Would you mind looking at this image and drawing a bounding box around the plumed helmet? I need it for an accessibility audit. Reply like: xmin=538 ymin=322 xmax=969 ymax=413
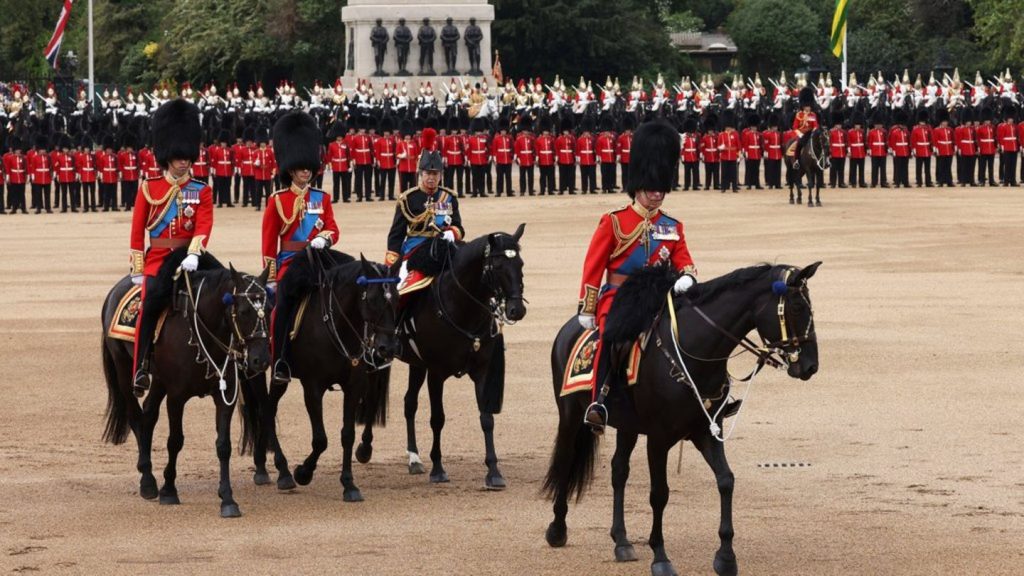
xmin=272 ymin=111 xmax=323 ymax=184
xmin=153 ymin=99 xmax=202 ymax=169
xmin=799 ymin=86 xmax=816 ymax=108
xmin=418 ymin=128 xmax=443 ymax=172
xmin=626 ymin=118 xmax=680 ymax=198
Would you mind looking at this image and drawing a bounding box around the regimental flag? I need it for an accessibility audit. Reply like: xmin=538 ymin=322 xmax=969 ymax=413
xmin=44 ymin=0 xmax=75 ymax=69
xmin=492 ymin=50 xmax=503 ymax=84
xmin=830 ymin=0 xmax=848 ymax=58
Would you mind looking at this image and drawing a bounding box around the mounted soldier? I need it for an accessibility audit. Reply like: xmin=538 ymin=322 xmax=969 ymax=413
xmin=787 ymin=86 xmax=820 ymax=171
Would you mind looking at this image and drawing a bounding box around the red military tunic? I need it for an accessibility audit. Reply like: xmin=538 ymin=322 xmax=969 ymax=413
xmin=976 ymin=124 xmax=997 ymax=155
xmin=261 ymin=184 xmax=340 ymax=283
xmin=741 ymin=127 xmax=763 ymax=160
xmin=75 ymin=150 xmax=97 ymax=183
xmin=847 ymin=128 xmax=867 ymax=160
xmin=934 ymin=126 xmax=955 ymax=157
xmin=191 ymin=147 xmax=210 ymax=179
xmin=717 ymin=131 xmax=741 ymax=162
xmin=829 ymin=126 xmax=847 ymax=159
xmin=129 ymin=174 xmax=214 ymax=277
xmin=700 ymin=133 xmax=720 ymax=163
xmin=96 ymin=150 xmax=119 ymax=184
xmin=1017 ymin=122 xmax=1024 ymax=152
xmin=579 ymin=203 xmax=696 ymax=331
xmin=397 ymin=138 xmax=420 ymax=173
xmin=3 ymin=152 xmax=27 ymax=184
xmin=955 ymin=124 xmax=976 ymax=156
xmin=536 ymin=133 xmax=556 ymax=167
xmin=868 ymin=128 xmax=888 ymax=157
xmin=911 ymin=125 xmax=933 ymax=157
xmin=236 ymin=144 xmax=255 ymax=178
xmin=348 ymin=133 xmax=374 ymax=166
xmin=53 ymin=150 xmax=76 ymax=184
xmin=327 ymin=140 xmax=350 ymax=173
xmin=441 ymin=134 xmax=464 ymax=166
xmin=491 ymin=133 xmax=514 ymax=165
xmin=118 ymin=150 xmax=139 ymax=182
xmin=576 ymin=133 xmax=596 ymax=166
xmin=997 ymin=121 xmax=1019 ymax=152
xmin=208 ymin=144 xmax=233 ymax=177
xmin=374 ymin=135 xmax=397 ymax=169
xmin=793 ymin=110 xmax=819 ymax=135
xmin=616 ymin=132 xmax=632 ymax=165
xmin=514 ymin=132 xmax=536 ymax=167
xmin=138 ymin=148 xmax=162 ymax=179
xmin=762 ymin=129 xmax=783 ymax=161
xmin=29 ymin=151 xmax=52 ymax=185
xmin=596 ymin=131 xmax=617 ymax=164
xmin=556 ymin=133 xmax=576 ymax=165
xmin=889 ymin=126 xmax=910 ymax=158
xmin=680 ymin=133 xmax=700 ymax=163
xmin=466 ymin=134 xmax=490 ymax=166
xmin=253 ymin=147 xmax=276 ymax=181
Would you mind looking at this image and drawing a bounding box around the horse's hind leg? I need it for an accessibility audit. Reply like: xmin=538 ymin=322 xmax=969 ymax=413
xmin=264 ymin=381 xmax=296 ymax=490
xmin=247 ymin=375 xmax=272 ymax=486
xmin=339 ymin=389 xmax=364 ymax=502
xmin=610 ymin=429 xmax=639 ymax=562
xmin=404 ymin=365 xmax=427 ymax=474
xmin=356 ymin=422 xmax=374 ymax=464
xmin=816 ymin=178 xmax=823 ymax=206
xmin=159 ymin=396 xmax=186 ymax=505
xmin=693 ymin=433 xmax=737 ymax=576
xmin=293 ymin=382 xmax=328 ymax=486
xmin=426 ymin=372 xmax=449 ymax=483
xmin=215 ymin=397 xmax=241 ymax=518
xmin=136 ymin=388 xmax=164 ymax=500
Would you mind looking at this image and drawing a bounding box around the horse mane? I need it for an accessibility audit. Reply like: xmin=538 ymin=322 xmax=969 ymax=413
xmin=280 ymin=249 xmax=356 ymax=300
xmin=604 ymin=264 xmax=677 ymax=344
xmin=453 ymin=230 xmax=520 ymax=275
xmin=681 ymin=264 xmax=773 ymax=306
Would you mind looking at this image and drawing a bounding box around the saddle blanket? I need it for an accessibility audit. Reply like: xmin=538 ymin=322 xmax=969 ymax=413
xmin=560 ymin=329 xmax=643 ymax=397
xmin=106 ymin=285 xmax=167 ymax=343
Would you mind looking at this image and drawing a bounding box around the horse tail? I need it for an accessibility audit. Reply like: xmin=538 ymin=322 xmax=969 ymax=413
xmin=542 ymin=409 xmax=599 ymax=503
xmin=101 ymin=334 xmax=131 ymax=445
xmin=236 ymin=375 xmax=260 ymax=456
xmin=478 ymin=333 xmax=506 ymax=415
xmin=357 ymin=366 xmax=390 ymax=427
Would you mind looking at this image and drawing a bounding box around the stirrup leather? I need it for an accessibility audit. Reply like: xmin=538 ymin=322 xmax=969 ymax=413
xmin=271 ymin=359 xmax=292 ymax=386
xmin=133 ymin=370 xmax=151 ymax=398
xmin=584 ymin=402 xmax=608 ymax=435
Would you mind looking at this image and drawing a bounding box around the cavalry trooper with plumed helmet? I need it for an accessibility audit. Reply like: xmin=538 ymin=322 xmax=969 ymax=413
xmin=131 ymin=99 xmax=215 ymax=397
xmin=262 ymin=111 xmax=340 ymax=386
xmin=578 ymin=119 xmax=698 ymax=434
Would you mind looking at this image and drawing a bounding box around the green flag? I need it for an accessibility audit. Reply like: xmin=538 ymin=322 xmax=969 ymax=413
xmin=830 ymin=0 xmax=848 ymax=58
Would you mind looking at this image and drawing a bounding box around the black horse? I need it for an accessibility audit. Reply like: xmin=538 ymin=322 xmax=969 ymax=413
xmin=544 ymin=262 xmax=821 ymax=576
xmin=357 ymin=224 xmax=527 ymax=489
xmin=785 ymin=128 xmax=830 ymax=206
xmin=251 ymin=251 xmax=402 ymax=502
xmin=101 ymin=252 xmax=271 ymax=517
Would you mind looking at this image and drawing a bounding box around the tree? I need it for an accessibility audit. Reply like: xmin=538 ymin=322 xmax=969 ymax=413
xmin=970 ymin=0 xmax=1024 ymax=70
xmin=0 ymin=1 xmax=68 ymax=80
xmin=727 ymin=0 xmax=821 ymax=76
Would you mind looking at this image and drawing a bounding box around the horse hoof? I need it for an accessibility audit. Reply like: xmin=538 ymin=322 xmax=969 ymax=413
xmin=220 ymin=503 xmax=242 ymax=518
xmin=253 ymin=471 xmax=272 ymax=486
xmin=816 ymin=200 xmax=822 ymax=207
xmin=140 ymin=477 xmax=159 ymax=500
xmin=355 ymin=443 xmax=373 ymax=464
xmin=807 ymin=200 xmax=814 ymax=207
xmin=159 ymin=493 xmax=180 ymax=506
xmin=714 ymin=552 xmax=738 ymax=576
xmin=293 ymin=465 xmax=313 ymax=486
xmin=277 ymin=474 xmax=297 ymax=491
xmin=789 ymin=197 xmax=794 ymax=204
xmin=484 ymin=473 xmax=507 ymax=491
xmin=408 ymin=462 xmax=426 ymax=475
xmin=429 ymin=470 xmax=450 ymax=484
xmin=343 ymin=489 xmax=364 ymax=503
xmin=545 ymin=522 xmax=567 ymax=548
xmin=615 ymin=544 xmax=639 ymax=562
xmin=651 ymin=561 xmax=678 ymax=576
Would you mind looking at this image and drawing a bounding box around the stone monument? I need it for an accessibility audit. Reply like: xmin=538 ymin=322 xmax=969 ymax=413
xmin=341 ymin=0 xmax=494 ymax=88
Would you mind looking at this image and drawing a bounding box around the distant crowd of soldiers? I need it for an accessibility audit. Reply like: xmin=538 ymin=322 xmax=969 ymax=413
xmin=4 ymin=66 xmax=1024 ymax=214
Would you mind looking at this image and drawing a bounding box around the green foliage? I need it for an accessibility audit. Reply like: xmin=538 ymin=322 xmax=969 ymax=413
xmin=665 ymin=10 xmax=704 ymax=33
xmin=727 ymin=0 xmax=821 ymax=76
xmin=970 ymin=0 xmax=1024 ymax=70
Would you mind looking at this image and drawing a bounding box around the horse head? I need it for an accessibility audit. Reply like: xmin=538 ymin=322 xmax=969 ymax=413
xmin=357 ymin=254 xmax=402 ymax=361
xmin=484 ymin=223 xmax=527 ymax=322
xmin=226 ymin=263 xmax=272 ymax=374
xmin=754 ymin=262 xmax=821 ymax=380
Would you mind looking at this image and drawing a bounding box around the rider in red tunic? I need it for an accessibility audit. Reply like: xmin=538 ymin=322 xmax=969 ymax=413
xmin=261 ymin=111 xmax=340 ymax=385
xmin=131 ymin=99 xmax=214 ymax=397
xmin=788 ymin=86 xmax=819 ymax=171
xmin=578 ymin=119 xmax=698 ymax=434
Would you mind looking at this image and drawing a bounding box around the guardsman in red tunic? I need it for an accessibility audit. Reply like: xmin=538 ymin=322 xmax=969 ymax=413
xmin=763 ymin=113 xmax=784 ymax=189
xmin=828 ymin=112 xmax=847 ymax=188
xmin=231 ymin=134 xmax=248 ymax=204
xmin=262 ymin=112 xmax=340 ymax=385
xmin=700 ymin=116 xmax=720 ymax=190
xmin=616 ymin=116 xmax=634 ymax=191
xmin=579 ymin=119 xmax=697 ymax=433
xmin=29 ymin=135 xmax=53 ymax=214
xmin=787 ymin=87 xmax=819 ymax=170
xmin=741 ymin=113 xmax=764 ymax=190
xmin=327 ymin=120 xmax=351 ymax=203
xmin=236 ymin=129 xmax=256 ymax=207
xmin=441 ymin=118 xmax=466 ymax=197
xmin=996 ymin=109 xmax=1019 ymax=186
xmin=209 ymin=131 xmax=234 ymax=207
xmin=191 ymin=144 xmax=210 ymax=183
xmin=933 ymin=109 xmax=955 ymax=187
xmin=514 ymin=121 xmax=537 ymax=196
xmin=911 ymin=110 xmax=934 ymax=187
xmin=118 ymin=135 xmax=140 ymax=209
xmin=717 ymin=112 xmax=741 ymax=193
xmin=130 ymin=99 xmax=214 ymax=397
xmin=889 ymin=112 xmax=911 ymax=188
xmin=680 ymin=117 xmax=701 ymax=190
xmin=596 ymin=116 xmax=618 ymax=193
xmin=536 ymin=117 xmax=557 ymax=195
xmin=348 ymin=117 xmax=375 ymax=201
xmin=491 ymin=118 xmax=515 ymax=196
xmin=555 ymin=118 xmax=577 ymax=194
xmin=53 ymin=135 xmax=77 ymax=212
xmin=976 ymin=108 xmax=997 ymax=185
xmin=466 ymin=119 xmax=491 ymax=197
xmin=576 ymin=117 xmax=598 ymax=194
xmin=397 ymin=120 xmax=422 ymax=194
xmin=252 ymin=129 xmax=276 ymax=209
xmin=868 ymin=116 xmax=889 ymax=187
xmin=374 ymin=117 xmax=397 ymax=201
xmin=847 ymin=113 xmax=867 ymax=188
xmin=2 ymin=137 xmax=29 ymax=213
xmin=138 ymin=144 xmax=161 ymax=181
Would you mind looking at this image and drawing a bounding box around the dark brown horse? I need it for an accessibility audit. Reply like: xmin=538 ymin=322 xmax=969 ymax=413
xmin=544 ymin=262 xmax=821 ymax=576
xmin=356 ymin=224 xmax=527 ymax=489
xmin=101 ymin=251 xmax=271 ymax=517
xmin=785 ymin=128 xmax=830 ymax=206
xmin=250 ymin=251 xmax=402 ymax=502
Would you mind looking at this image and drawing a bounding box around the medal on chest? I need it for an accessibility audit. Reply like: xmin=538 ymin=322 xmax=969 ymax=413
xmin=658 ymin=245 xmax=670 ymax=262
xmin=306 ymin=199 xmax=323 ymax=215
xmin=651 ymin=223 xmax=679 ymax=241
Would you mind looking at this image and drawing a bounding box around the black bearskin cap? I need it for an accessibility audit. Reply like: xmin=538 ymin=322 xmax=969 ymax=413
xmin=242 ymin=127 xmax=256 ymax=143
xmin=799 ymin=86 xmax=816 ymax=108
xmin=273 ymin=111 xmax=323 ymax=183
xmin=916 ymin=109 xmax=930 ymax=124
xmin=682 ymin=117 xmax=697 ymax=133
xmin=626 ymin=118 xmax=680 ymax=198
xmin=153 ymin=99 xmax=201 ymax=169
xmin=255 ymin=128 xmax=270 ymax=144
xmin=538 ymin=116 xmax=553 ymax=133
xmin=327 ymin=120 xmax=348 ymax=140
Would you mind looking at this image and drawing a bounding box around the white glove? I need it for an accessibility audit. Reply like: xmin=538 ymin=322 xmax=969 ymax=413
xmin=181 ymin=254 xmax=199 ymax=272
xmin=577 ymin=313 xmax=597 ymax=331
xmin=130 ymin=274 xmax=144 ymax=286
xmin=398 ymin=261 xmax=409 ymax=282
xmin=267 ymin=281 xmax=277 ymax=292
xmin=673 ymin=274 xmax=695 ymax=295
xmin=442 ymin=230 xmax=456 ymax=243
xmin=310 ymin=236 xmax=328 ymax=249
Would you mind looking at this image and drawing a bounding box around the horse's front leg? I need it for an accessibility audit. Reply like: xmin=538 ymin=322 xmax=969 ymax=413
xmin=693 ymin=433 xmax=737 ymax=576
xmin=293 ymin=381 xmax=328 ymax=486
xmin=265 ymin=380 xmax=296 ymax=490
xmin=405 ymin=364 xmax=428 ymax=474
xmin=472 ymin=365 xmax=505 ymax=490
xmin=611 ymin=429 xmax=639 ymax=562
xmin=339 ymin=389 xmax=364 ymax=502
xmin=647 ymin=437 xmax=677 ymax=576
xmin=356 ymin=422 xmax=374 ymax=464
xmin=215 ymin=395 xmax=241 ymax=518
xmin=159 ymin=396 xmax=186 ymax=506
xmin=426 ymin=372 xmax=449 ymax=483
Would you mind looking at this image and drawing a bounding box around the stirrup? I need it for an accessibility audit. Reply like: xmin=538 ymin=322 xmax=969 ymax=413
xmin=584 ymin=402 xmax=607 ymax=436
xmin=271 ymin=359 xmax=291 ymax=386
xmin=133 ymin=370 xmax=151 ymax=398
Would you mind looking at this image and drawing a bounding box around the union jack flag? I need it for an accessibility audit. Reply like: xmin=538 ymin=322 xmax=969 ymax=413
xmin=44 ymin=0 xmax=75 ymax=69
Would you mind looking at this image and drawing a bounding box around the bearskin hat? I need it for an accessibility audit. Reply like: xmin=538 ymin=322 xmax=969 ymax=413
xmin=850 ymin=111 xmax=865 ymax=127
xmin=272 ymin=111 xmax=323 ymax=184
xmin=327 ymin=120 xmax=347 ymax=140
xmin=832 ymin=110 xmax=844 ymax=127
xmin=538 ymin=115 xmax=554 ymax=133
xmin=799 ymin=86 xmax=816 ymax=108
xmin=768 ymin=112 xmax=781 ymax=128
xmin=121 ymin=133 xmax=137 ymax=150
xmin=8 ymin=136 xmax=24 ymax=152
xmin=916 ymin=109 xmax=930 ymax=124
xmin=600 ymin=114 xmax=615 ymax=133
xmin=626 ymin=118 xmax=680 ymax=198
xmin=682 ymin=117 xmax=697 ymax=133
xmin=560 ymin=115 xmax=574 ymax=133
xmin=720 ymin=109 xmax=736 ymax=131
xmin=153 ymin=99 xmax=201 ymax=169
xmin=242 ymin=127 xmax=256 ymax=143
xmin=704 ymin=113 xmax=718 ymax=132
xmin=380 ymin=115 xmax=395 ymax=133
xmin=470 ymin=117 xmax=487 ymax=134
xmin=59 ymin=134 xmax=74 ymax=150
xmin=35 ymin=135 xmax=50 ymax=150
xmin=399 ymin=119 xmax=414 ymax=137
xmin=255 ymin=127 xmax=271 ymax=144
xmin=747 ymin=113 xmax=761 ymax=128
xmin=498 ymin=116 xmax=510 ymax=132
xmin=980 ymin=107 xmax=994 ymax=122
xmin=936 ymin=107 xmax=950 ymax=124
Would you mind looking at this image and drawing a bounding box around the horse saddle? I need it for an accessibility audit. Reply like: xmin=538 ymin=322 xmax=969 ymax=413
xmin=398 ymin=269 xmax=433 ymax=296
xmin=559 ymin=329 xmax=643 ymax=398
xmin=106 ymin=284 xmax=168 ymax=344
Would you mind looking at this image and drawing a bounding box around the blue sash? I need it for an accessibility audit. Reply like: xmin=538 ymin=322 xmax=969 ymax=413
xmin=400 ymin=192 xmax=452 ymax=256
xmin=278 ymin=189 xmax=326 ymax=268
xmin=150 ymin=180 xmax=204 ymax=238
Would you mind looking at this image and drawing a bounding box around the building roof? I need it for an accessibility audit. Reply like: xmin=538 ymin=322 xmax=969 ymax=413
xmin=670 ymin=32 xmax=738 ymax=54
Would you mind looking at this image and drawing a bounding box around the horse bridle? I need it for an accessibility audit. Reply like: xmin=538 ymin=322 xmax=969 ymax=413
xmin=481 ymin=240 xmax=526 ymax=325
xmin=809 ymin=129 xmax=831 ymax=172
xmin=760 ymin=267 xmax=816 ymax=366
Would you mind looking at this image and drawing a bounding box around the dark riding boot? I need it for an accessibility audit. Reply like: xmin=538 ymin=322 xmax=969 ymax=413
xmin=271 ymin=294 xmax=295 ymax=386
xmin=132 ymin=290 xmax=161 ymax=398
xmin=584 ymin=342 xmax=615 ymax=435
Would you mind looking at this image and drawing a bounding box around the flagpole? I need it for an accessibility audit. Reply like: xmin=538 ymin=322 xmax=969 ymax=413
xmin=841 ymin=25 xmax=848 ymax=91
xmin=87 ymin=0 xmax=94 ymax=104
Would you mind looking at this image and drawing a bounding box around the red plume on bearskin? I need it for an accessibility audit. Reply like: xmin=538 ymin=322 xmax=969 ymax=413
xmin=421 ymin=127 xmax=437 ymax=151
